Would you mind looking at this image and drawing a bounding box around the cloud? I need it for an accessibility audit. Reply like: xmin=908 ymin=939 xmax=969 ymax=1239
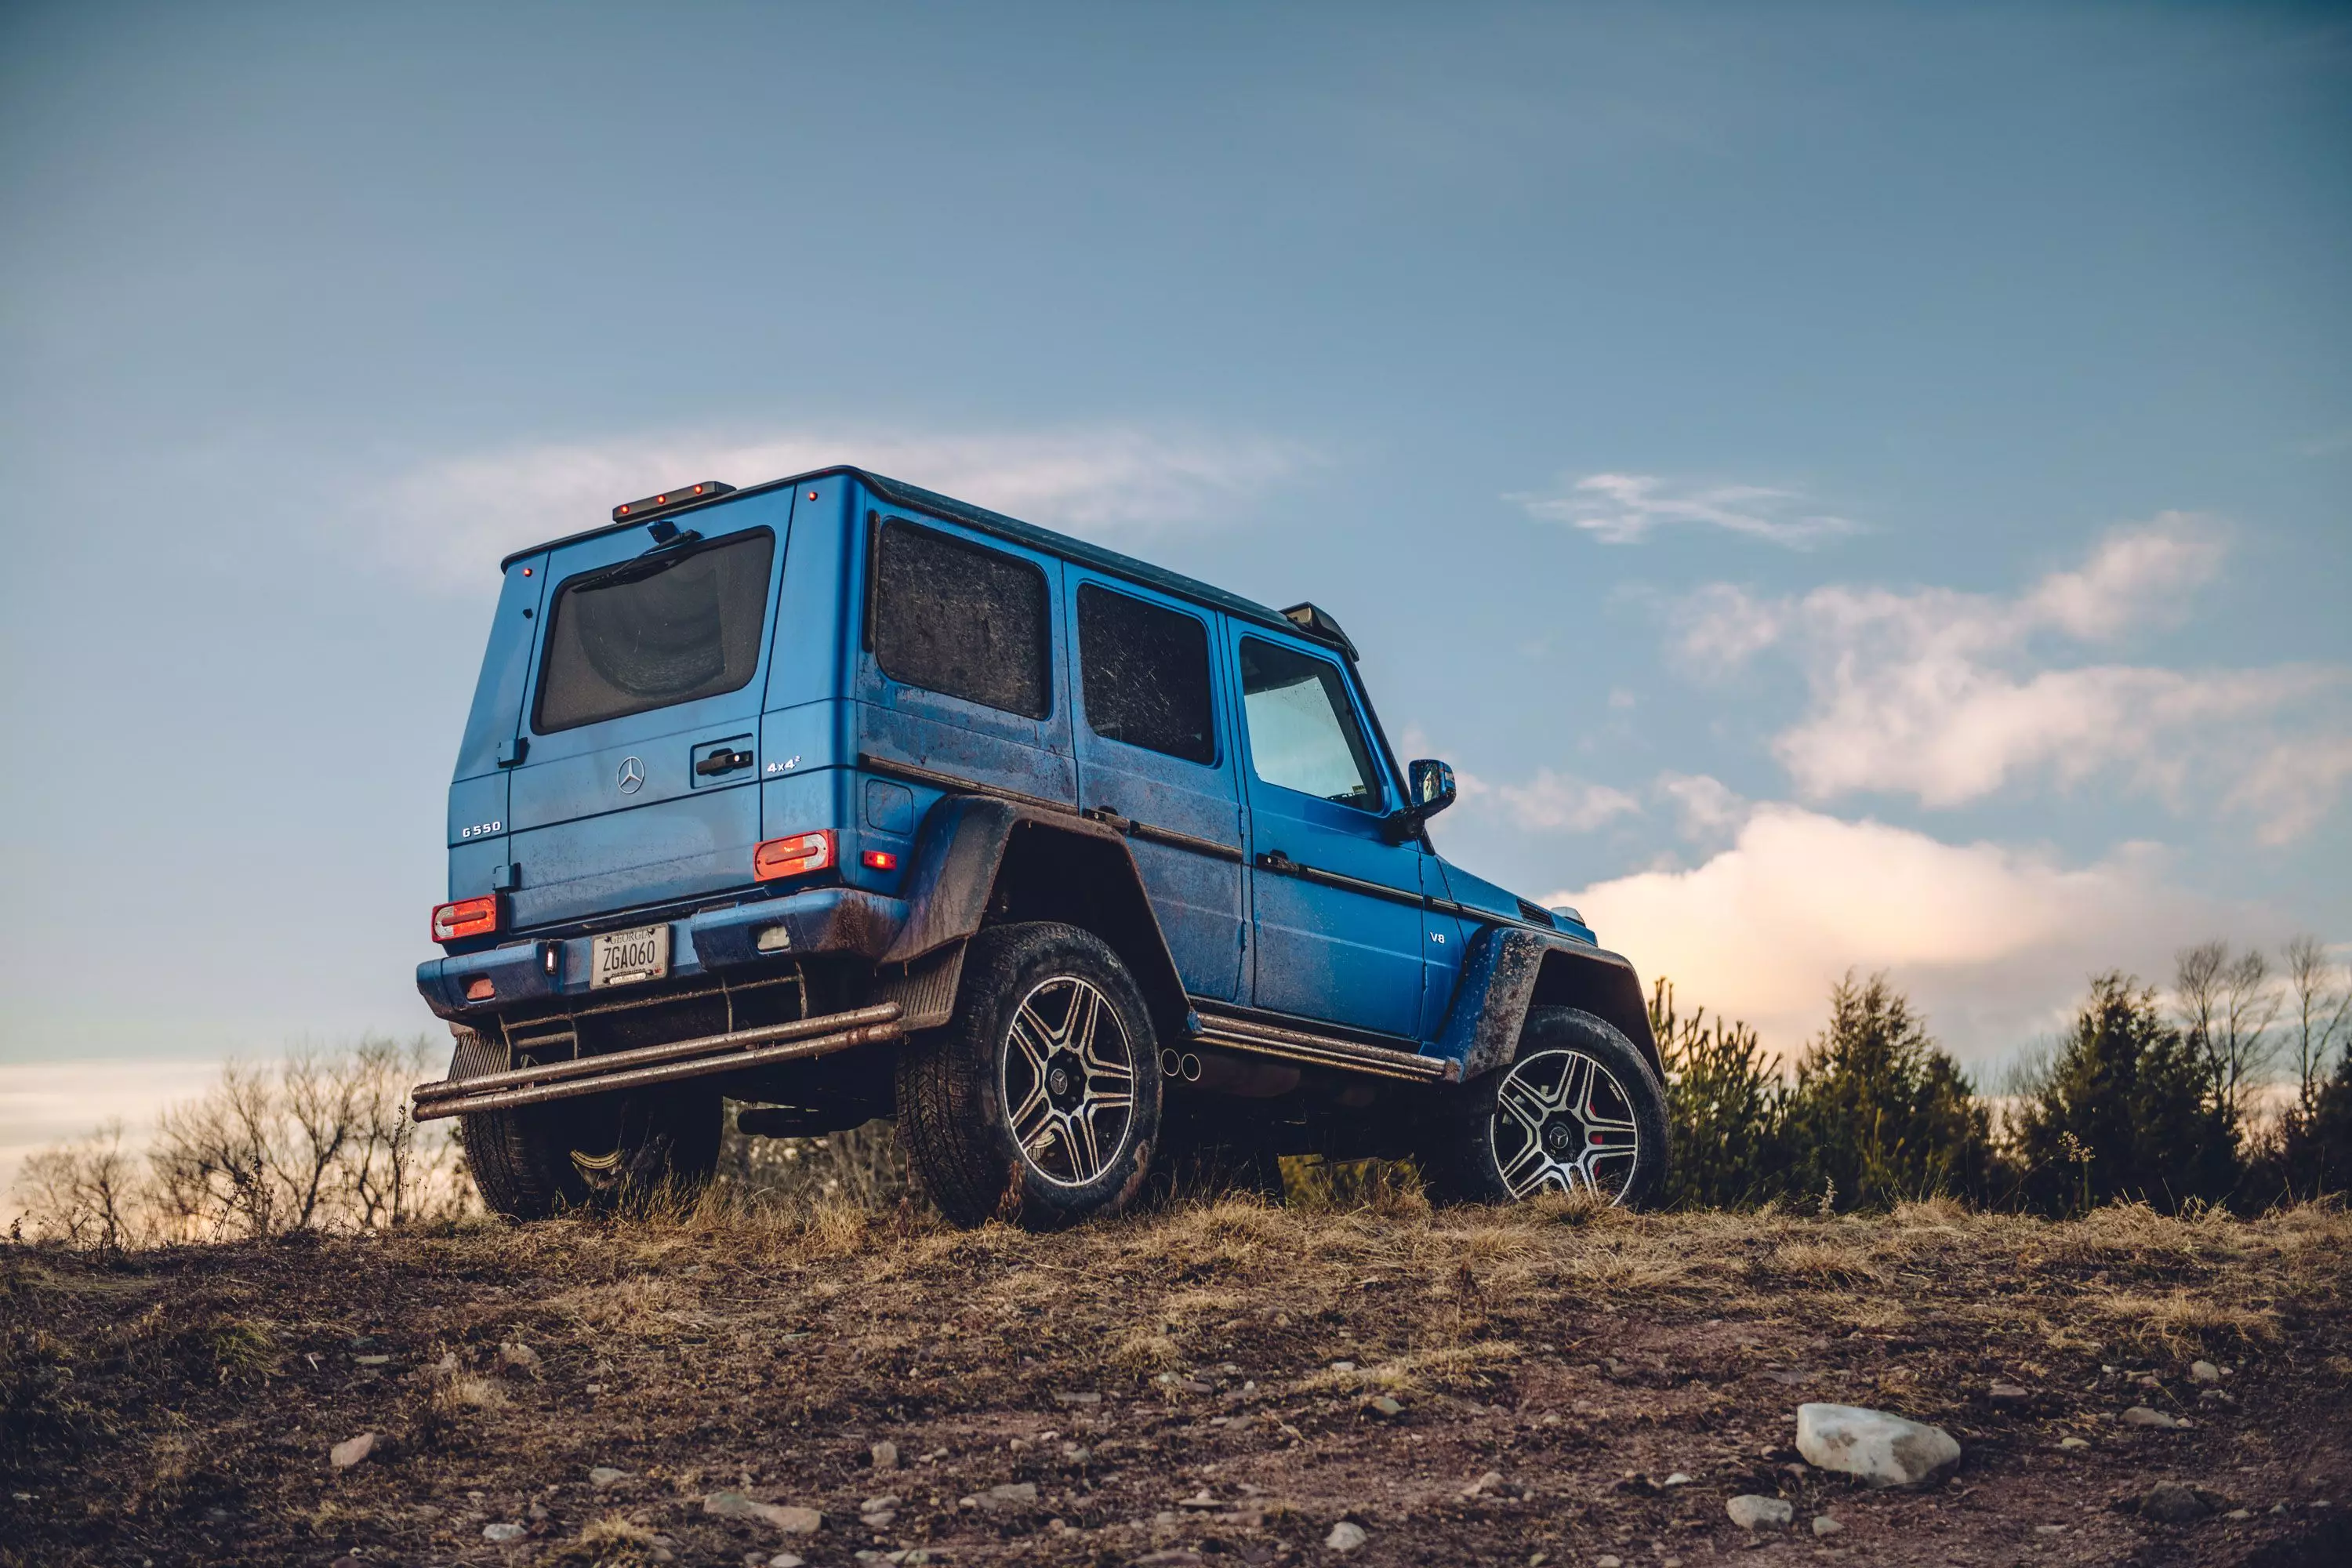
xmin=1513 ymin=472 xmax=1860 ymax=548
xmin=1670 ymin=514 xmax=2352 ymax=837
xmin=374 ymin=425 xmax=1316 ymax=590
xmin=1455 ymin=767 xmax=1642 ymax=833
xmin=1658 ymin=771 xmax=1749 ymax=841
xmin=1548 ymin=805 xmax=2214 ymax=1065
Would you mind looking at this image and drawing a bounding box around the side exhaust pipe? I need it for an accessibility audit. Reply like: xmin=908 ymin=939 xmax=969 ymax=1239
xmin=1159 ymin=1049 xmax=1205 ymax=1081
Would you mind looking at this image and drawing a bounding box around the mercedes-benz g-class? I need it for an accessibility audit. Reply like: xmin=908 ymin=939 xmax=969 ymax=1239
xmin=414 ymin=467 xmax=1668 ymax=1226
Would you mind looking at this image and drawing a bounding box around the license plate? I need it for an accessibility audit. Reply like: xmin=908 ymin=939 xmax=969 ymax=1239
xmin=590 ymin=924 xmax=670 ymax=989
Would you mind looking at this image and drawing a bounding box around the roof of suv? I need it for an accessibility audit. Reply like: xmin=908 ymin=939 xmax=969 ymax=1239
xmin=502 ymin=464 xmax=1356 ymax=659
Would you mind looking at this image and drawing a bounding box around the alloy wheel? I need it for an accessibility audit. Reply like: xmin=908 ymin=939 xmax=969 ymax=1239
xmin=1488 ymin=1047 xmax=1642 ymax=1201
xmin=1000 ymin=975 xmax=1138 ymax=1188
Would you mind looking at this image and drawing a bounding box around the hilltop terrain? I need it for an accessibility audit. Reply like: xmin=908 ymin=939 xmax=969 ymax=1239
xmin=5 ymin=1197 xmax=2348 ymax=1567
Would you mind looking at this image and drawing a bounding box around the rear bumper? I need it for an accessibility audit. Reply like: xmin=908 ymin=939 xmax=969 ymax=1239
xmin=414 ymin=886 xmax=908 ymax=1022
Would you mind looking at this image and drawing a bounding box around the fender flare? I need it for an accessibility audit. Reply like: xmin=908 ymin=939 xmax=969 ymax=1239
xmin=1437 ymin=926 xmax=1661 ymax=1083
xmin=873 ymin=793 xmax=1190 ymax=1035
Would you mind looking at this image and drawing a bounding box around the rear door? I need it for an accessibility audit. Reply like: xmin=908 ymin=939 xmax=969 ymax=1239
xmin=1069 ymin=577 xmax=1245 ymax=1001
xmin=1228 ymin=628 xmax=1426 ymax=1037
xmin=503 ymin=490 xmax=792 ymax=929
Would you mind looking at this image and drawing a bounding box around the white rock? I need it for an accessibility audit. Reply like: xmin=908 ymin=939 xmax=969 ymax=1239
xmin=330 ymin=1432 xmax=380 ymax=1469
xmin=1812 ymin=1515 xmax=1842 ymax=1537
xmin=1599 ymin=1556 xmax=1623 ymax=1567
xmin=2060 ymin=1438 xmax=2091 ymax=1451
xmin=590 ymin=1467 xmax=630 ymax=1490
xmin=2122 ymin=1406 xmax=2182 ymax=1428
xmin=768 ymin=1556 xmax=805 ymax=1568
xmin=1325 ymin=1519 xmax=1369 ymax=1552
xmin=871 ymin=1440 xmax=899 ymax=1471
xmin=499 ymin=1341 xmax=541 ymax=1373
xmin=1795 ymin=1403 xmax=1962 ymax=1488
xmin=1727 ymin=1495 xmax=1793 ymax=1529
xmin=483 ymin=1522 xmax=527 ymax=1542
xmin=2190 ymin=1360 xmax=2221 ymax=1384
xmin=1662 ymin=1472 xmax=1693 ymax=1486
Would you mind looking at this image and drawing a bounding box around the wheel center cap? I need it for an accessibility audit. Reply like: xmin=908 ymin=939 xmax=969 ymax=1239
xmin=1545 ymin=1121 xmax=1574 ymax=1154
xmin=1044 ymin=1049 xmax=1088 ymax=1111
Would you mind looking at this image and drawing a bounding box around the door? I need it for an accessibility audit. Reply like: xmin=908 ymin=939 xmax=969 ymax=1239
xmin=1069 ymin=578 xmax=1245 ymax=1001
xmin=502 ymin=492 xmax=791 ymax=929
xmin=1229 ymin=630 xmax=1426 ymax=1037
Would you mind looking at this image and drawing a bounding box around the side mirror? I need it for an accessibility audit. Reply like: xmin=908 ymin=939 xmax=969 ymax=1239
xmin=1408 ymin=758 xmax=1457 ymax=815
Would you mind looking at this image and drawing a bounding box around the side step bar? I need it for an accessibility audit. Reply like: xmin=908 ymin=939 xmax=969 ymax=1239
xmin=411 ymin=1003 xmax=906 ymax=1122
xmin=1190 ymin=1010 xmax=1458 ymax=1084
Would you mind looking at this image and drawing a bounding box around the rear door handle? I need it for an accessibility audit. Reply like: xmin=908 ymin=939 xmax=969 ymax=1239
xmin=695 ymin=747 xmax=753 ymax=777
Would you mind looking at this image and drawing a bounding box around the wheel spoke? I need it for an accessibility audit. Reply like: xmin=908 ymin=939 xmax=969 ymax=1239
xmin=1067 ymin=1106 xmax=1102 ymax=1177
xmin=1497 ymin=1136 xmax=1549 ymax=1190
xmin=1496 ymin=1076 xmax=1549 ymax=1135
xmin=1011 ymin=1005 xmax=1057 ymax=1071
xmin=1007 ymin=1077 xmax=1054 ymax=1145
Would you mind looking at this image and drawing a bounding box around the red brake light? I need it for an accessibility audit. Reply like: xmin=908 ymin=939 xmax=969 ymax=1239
xmin=432 ymin=895 xmax=499 ymax=942
xmin=753 ymin=829 xmax=836 ymax=882
xmin=862 ymin=849 xmax=898 ymax=871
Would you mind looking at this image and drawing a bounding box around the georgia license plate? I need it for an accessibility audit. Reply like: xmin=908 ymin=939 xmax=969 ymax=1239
xmin=590 ymin=924 xmax=670 ymax=989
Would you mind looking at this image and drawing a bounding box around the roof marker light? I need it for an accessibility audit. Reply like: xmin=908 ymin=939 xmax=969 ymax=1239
xmin=612 ymin=481 xmax=736 ymax=524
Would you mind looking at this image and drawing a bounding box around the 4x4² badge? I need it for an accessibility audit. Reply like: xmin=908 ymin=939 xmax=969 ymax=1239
xmin=616 ymin=756 xmax=645 ymax=794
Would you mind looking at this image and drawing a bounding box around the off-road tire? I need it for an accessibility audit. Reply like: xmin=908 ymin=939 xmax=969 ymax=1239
xmin=449 ymin=1026 xmax=724 ymax=1220
xmin=896 ymin=921 xmax=1161 ymax=1230
xmin=1421 ymin=1006 xmax=1669 ymax=1210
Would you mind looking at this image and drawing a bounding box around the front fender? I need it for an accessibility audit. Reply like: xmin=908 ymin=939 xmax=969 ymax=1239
xmin=1436 ymin=926 xmax=1659 ymax=1081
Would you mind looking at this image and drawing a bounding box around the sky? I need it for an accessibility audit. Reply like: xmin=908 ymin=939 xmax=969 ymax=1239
xmin=2 ymin=2 xmax=2348 ymax=1181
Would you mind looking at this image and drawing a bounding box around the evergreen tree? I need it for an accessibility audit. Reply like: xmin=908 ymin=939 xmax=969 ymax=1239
xmin=1649 ymin=979 xmax=1789 ymax=1207
xmin=2010 ymin=973 xmax=2240 ymax=1214
xmin=2274 ymin=1047 xmax=2352 ymax=1197
xmin=1782 ymin=974 xmax=1992 ymax=1210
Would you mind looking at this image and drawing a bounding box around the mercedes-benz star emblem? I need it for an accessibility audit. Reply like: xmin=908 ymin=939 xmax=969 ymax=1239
xmin=617 ymin=756 xmax=645 ymax=794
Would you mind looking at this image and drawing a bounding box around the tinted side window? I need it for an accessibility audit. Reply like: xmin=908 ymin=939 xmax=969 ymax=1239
xmin=870 ymin=520 xmax=1051 ymax=718
xmin=534 ymin=529 xmax=775 ymax=734
xmin=1238 ymin=637 xmax=1380 ymax=809
xmin=1077 ymin=584 xmax=1216 ymax=764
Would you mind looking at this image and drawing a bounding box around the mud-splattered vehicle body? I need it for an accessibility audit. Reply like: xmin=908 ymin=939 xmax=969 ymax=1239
xmin=415 ymin=468 xmax=1668 ymax=1225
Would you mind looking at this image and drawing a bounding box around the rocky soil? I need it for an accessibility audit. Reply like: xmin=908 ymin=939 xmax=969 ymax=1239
xmin=4 ymin=1196 xmax=2347 ymax=1566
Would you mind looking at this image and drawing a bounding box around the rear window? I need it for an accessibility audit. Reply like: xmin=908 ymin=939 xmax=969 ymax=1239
xmin=532 ymin=530 xmax=775 ymax=734
xmin=1078 ymin=584 xmax=1215 ymax=764
xmin=869 ymin=519 xmax=1051 ymax=718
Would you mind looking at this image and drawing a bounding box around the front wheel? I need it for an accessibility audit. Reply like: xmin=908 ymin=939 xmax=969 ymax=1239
xmin=895 ymin=922 xmax=1162 ymax=1230
xmin=1421 ymin=1007 xmax=1669 ymax=1209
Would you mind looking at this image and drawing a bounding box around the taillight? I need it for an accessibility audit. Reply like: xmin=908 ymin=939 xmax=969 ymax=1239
xmin=431 ymin=895 xmax=499 ymax=942
xmin=753 ymin=829 xmax=836 ymax=882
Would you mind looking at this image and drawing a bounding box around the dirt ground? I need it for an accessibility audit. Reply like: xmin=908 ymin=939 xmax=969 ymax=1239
xmin=4 ymin=1196 xmax=2348 ymax=1568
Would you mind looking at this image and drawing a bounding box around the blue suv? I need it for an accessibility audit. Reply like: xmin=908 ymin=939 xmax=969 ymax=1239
xmin=414 ymin=468 xmax=1669 ymax=1226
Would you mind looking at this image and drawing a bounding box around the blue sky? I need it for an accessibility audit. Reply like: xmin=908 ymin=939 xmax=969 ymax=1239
xmin=2 ymin=2 xmax=2347 ymax=1166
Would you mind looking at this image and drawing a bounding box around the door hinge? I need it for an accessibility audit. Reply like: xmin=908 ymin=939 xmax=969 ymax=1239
xmin=496 ymin=737 xmax=529 ymax=768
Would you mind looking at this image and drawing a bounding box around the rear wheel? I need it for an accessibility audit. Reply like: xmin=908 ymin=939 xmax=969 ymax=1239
xmin=1421 ymin=1007 xmax=1668 ymax=1209
xmin=896 ymin=922 xmax=1161 ymax=1230
xmin=449 ymin=1028 xmax=724 ymax=1220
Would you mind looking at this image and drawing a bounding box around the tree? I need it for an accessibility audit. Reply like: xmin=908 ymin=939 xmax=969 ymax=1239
xmin=2174 ymin=939 xmax=2281 ymax=1124
xmin=9 ymin=1120 xmax=146 ymax=1249
xmin=2281 ymin=936 xmax=2351 ymax=1112
xmin=1781 ymin=974 xmax=1992 ymax=1210
xmin=1648 ymin=978 xmax=1788 ymax=1207
xmin=2012 ymin=973 xmax=2240 ymax=1214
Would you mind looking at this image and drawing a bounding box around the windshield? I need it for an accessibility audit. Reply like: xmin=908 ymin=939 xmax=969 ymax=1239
xmin=532 ymin=529 xmax=775 ymax=733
